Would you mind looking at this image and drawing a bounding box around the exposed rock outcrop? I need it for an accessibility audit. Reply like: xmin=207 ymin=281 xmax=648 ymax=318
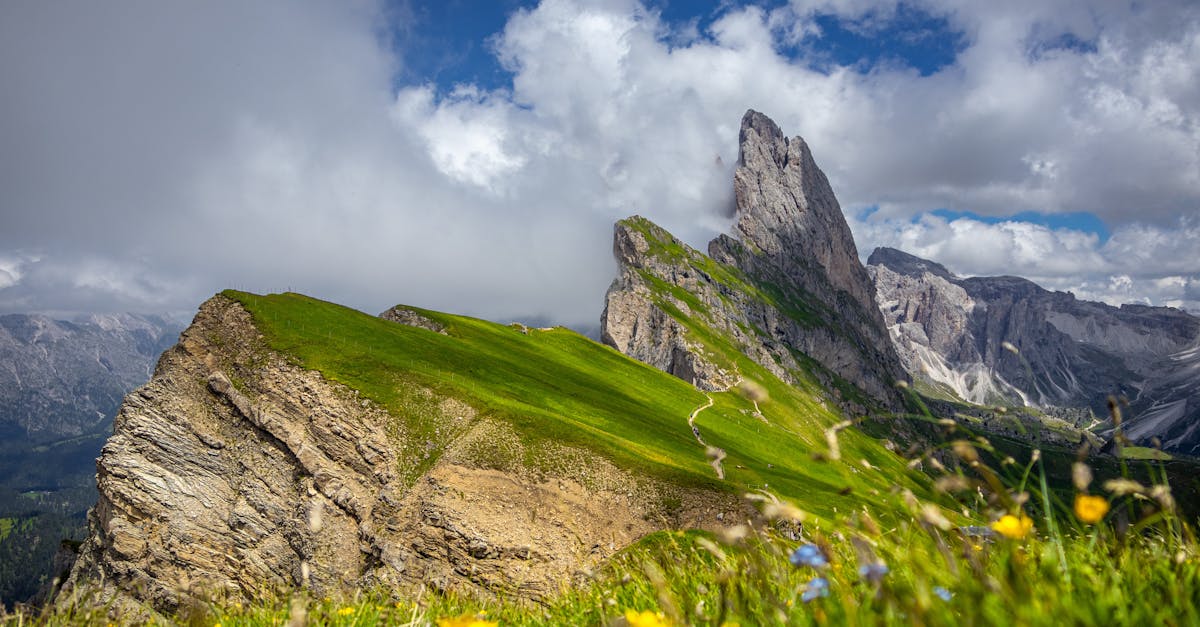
xmin=868 ymin=246 xmax=1200 ymax=453
xmin=62 ymin=295 xmax=745 ymax=614
xmin=602 ymin=110 xmax=906 ymax=408
xmin=380 ymin=306 xmax=447 ymax=334
xmin=600 ymin=223 xmax=737 ymax=392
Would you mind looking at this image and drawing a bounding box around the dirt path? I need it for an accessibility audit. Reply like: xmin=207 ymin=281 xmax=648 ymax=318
xmin=686 ymin=395 xmax=728 ymax=479
xmin=687 ymin=395 xmax=714 ymax=445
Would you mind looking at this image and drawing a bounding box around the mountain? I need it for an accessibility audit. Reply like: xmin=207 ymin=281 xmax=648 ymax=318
xmin=0 ymin=313 xmax=181 ymax=442
xmin=59 ymin=111 xmax=926 ymax=615
xmin=867 ymin=247 xmax=1200 ymax=454
xmin=601 ymin=110 xmax=906 ymax=411
xmin=60 ymin=291 xmax=929 ymax=615
xmin=52 ymin=110 xmax=1200 ymax=616
xmin=0 ymin=313 xmax=180 ymax=608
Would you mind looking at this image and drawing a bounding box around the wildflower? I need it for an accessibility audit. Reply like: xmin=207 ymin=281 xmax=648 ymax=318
xmin=1074 ymin=494 xmax=1109 ymax=524
xmin=789 ymin=544 xmax=828 ymax=568
xmin=990 ymin=514 xmax=1034 ymax=539
xmin=951 ymin=440 xmax=979 ymax=463
xmin=933 ymin=586 xmax=953 ymax=601
xmin=1150 ymin=485 xmax=1176 ymax=511
xmin=920 ymin=504 xmax=953 ymax=530
xmin=935 ymin=476 xmax=971 ymax=493
xmin=801 ymin=577 xmax=830 ymax=602
xmin=958 ymin=525 xmax=997 ymax=540
xmin=1103 ymin=478 xmax=1145 ymax=496
xmin=337 ymin=607 xmax=356 ymax=616
xmin=858 ymin=562 xmax=889 ymax=584
xmin=1071 ymin=463 xmax=1093 ymax=492
xmin=623 ymin=609 xmax=671 ymax=627
xmin=437 ymin=616 xmax=499 ymax=627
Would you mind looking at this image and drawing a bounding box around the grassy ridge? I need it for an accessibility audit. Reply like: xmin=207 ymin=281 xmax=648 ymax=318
xmin=223 ymin=290 xmax=928 ymax=520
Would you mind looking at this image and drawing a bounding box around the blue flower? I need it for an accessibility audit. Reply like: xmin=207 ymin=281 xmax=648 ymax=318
xmin=789 ymin=543 xmax=828 ymax=568
xmin=857 ymin=562 xmax=889 ymax=583
xmin=933 ymin=586 xmax=953 ymax=601
xmin=959 ymin=525 xmax=998 ymax=540
xmin=801 ymin=577 xmax=830 ymax=602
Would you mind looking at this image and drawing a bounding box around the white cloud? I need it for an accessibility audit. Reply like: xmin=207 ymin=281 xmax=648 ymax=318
xmin=0 ymin=0 xmax=1197 ymax=325
xmin=0 ymin=256 xmax=28 ymax=290
xmin=851 ymin=211 xmax=1200 ymax=312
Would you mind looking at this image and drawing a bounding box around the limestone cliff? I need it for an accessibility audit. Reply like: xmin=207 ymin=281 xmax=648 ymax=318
xmin=868 ymin=246 xmax=1200 ymax=454
xmin=61 ymin=295 xmax=744 ymax=614
xmin=602 ymin=110 xmax=906 ymax=409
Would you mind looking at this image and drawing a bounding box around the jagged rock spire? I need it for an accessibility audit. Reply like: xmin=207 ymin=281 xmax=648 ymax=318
xmin=604 ymin=110 xmax=907 ymax=409
xmin=729 ymin=109 xmax=877 ymax=317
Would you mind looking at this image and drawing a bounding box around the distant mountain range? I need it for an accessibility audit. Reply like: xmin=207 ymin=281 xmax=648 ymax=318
xmin=867 ymin=247 xmax=1200 ymax=455
xmin=0 ymin=313 xmax=182 ymax=442
xmin=0 ymin=312 xmax=180 ymax=608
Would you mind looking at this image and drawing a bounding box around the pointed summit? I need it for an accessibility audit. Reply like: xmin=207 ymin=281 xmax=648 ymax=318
xmin=604 ymin=111 xmax=907 ymax=409
xmin=726 ymin=110 xmax=876 ymax=316
xmin=867 ymin=247 xmax=956 ymax=281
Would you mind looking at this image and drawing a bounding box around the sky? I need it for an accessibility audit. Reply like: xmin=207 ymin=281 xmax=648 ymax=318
xmin=1 ymin=0 xmax=1199 ymax=328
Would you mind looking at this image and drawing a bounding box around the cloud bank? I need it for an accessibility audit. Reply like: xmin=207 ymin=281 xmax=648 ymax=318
xmin=1 ymin=0 xmax=1198 ymax=324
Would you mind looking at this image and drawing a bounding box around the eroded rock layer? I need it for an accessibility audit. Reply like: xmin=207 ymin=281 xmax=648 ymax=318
xmin=63 ymin=296 xmax=743 ymax=614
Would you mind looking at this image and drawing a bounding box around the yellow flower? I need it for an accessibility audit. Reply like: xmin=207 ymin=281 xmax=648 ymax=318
xmin=337 ymin=607 xmax=356 ymax=616
xmin=624 ymin=609 xmax=672 ymax=627
xmin=1074 ymin=494 xmax=1110 ymax=524
xmin=436 ymin=616 xmax=499 ymax=627
xmin=991 ymin=514 xmax=1034 ymax=539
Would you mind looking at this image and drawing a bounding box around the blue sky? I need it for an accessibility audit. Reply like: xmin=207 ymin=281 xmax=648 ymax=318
xmin=396 ymin=0 xmax=969 ymax=87
xmin=1 ymin=0 xmax=1198 ymax=321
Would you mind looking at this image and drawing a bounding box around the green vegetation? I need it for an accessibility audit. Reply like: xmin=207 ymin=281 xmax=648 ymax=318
xmin=621 ymin=216 xmax=824 ymax=328
xmin=1121 ymin=446 xmax=1173 ymax=461
xmin=223 ymin=290 xmax=929 ymax=518
xmin=0 ymin=425 xmax=102 ymax=609
xmin=27 ymin=422 xmax=1200 ymax=626
xmin=9 ymin=248 xmax=1198 ymax=622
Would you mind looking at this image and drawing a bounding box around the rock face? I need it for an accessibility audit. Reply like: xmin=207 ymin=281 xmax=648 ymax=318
xmin=602 ymin=110 xmax=905 ymax=408
xmin=63 ymin=295 xmax=743 ymax=614
xmin=600 ymin=223 xmax=738 ymax=392
xmin=380 ymin=306 xmax=447 ymax=334
xmin=868 ymin=246 xmax=1200 ymax=453
xmin=721 ymin=110 xmax=881 ymax=318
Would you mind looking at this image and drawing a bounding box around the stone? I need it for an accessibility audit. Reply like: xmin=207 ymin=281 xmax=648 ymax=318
xmin=867 ymin=246 xmax=1200 ymax=453
xmin=601 ymin=110 xmax=906 ymax=409
xmin=61 ymin=296 xmax=749 ymax=615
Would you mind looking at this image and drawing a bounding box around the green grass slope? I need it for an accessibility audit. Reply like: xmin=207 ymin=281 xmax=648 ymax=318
xmin=223 ymin=290 xmax=930 ymax=522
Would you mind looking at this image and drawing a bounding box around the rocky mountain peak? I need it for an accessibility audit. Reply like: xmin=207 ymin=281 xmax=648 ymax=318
xmin=868 ymin=247 xmax=1200 ymax=454
xmin=867 ymin=247 xmax=956 ymax=281
xmin=729 ymin=109 xmax=876 ymax=316
xmin=603 ymin=111 xmax=906 ymax=408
